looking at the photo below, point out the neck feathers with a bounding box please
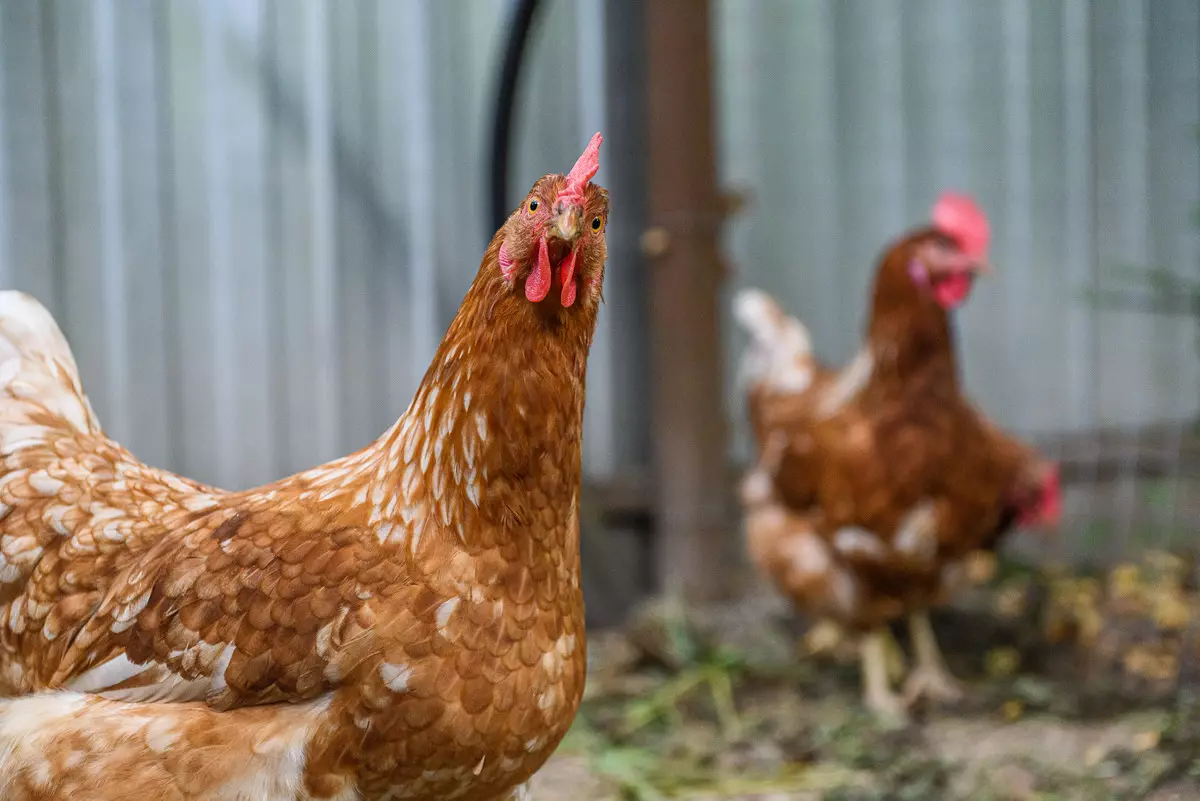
[366,243,597,555]
[866,231,958,385]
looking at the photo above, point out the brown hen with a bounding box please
[0,134,609,800]
[734,194,1059,719]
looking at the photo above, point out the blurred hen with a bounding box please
[734,194,1059,718]
[0,135,609,800]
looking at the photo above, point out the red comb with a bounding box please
[561,132,603,203]
[931,192,990,260]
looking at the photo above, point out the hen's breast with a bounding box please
[307,524,586,800]
[749,386,1008,629]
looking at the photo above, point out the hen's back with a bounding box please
[0,291,223,692]
[734,288,853,510]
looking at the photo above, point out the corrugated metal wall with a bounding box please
[0,0,1197,559]
[0,0,622,491]
[717,0,1200,554]
[718,0,1200,440]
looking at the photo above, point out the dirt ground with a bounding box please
[527,553,1200,800]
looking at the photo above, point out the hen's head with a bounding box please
[497,133,609,309]
[907,192,991,310]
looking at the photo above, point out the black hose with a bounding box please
[488,0,543,235]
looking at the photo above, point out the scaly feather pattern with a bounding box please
[0,136,609,800]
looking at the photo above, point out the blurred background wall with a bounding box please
[0,0,1197,619]
[718,0,1200,569]
[0,0,628,488]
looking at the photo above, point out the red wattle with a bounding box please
[934,273,973,308]
[1038,465,1062,527]
[1018,463,1061,528]
[526,236,551,302]
[559,248,578,308]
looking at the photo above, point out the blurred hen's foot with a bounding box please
[861,627,909,720]
[902,611,964,703]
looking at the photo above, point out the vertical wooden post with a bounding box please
[644,0,733,601]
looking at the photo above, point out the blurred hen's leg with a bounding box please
[860,627,907,718]
[903,611,964,703]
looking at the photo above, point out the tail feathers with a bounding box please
[732,288,814,393]
[0,291,99,438]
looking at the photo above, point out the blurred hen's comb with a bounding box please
[559,132,603,205]
[931,192,989,260]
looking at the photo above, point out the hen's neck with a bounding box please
[369,242,599,555]
[864,234,959,389]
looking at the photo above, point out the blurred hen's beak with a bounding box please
[547,202,583,245]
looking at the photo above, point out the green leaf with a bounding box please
[591,747,664,801]
[1143,480,1175,516]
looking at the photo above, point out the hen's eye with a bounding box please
[591,217,602,231]
[527,199,540,214]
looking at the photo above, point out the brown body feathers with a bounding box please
[0,136,609,800]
